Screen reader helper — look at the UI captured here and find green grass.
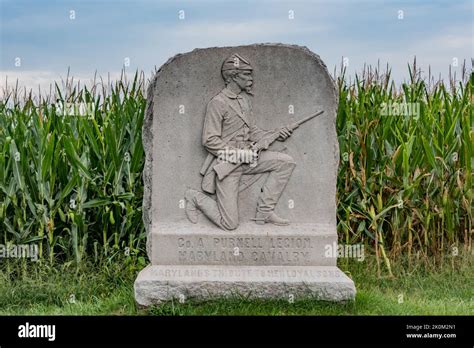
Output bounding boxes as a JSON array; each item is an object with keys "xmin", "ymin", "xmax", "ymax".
[{"xmin": 1, "ymin": 254, "xmax": 472, "ymax": 315}]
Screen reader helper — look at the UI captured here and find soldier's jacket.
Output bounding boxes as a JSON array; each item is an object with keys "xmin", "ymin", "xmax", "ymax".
[{"xmin": 200, "ymin": 87, "xmax": 274, "ymax": 194}]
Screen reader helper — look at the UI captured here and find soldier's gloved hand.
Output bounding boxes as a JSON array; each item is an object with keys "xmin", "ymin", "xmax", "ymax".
[{"xmin": 277, "ymin": 126, "xmax": 293, "ymax": 141}]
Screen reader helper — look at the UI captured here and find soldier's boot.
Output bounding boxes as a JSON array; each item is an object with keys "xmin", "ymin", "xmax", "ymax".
[
  {"xmin": 184, "ymin": 189, "xmax": 201, "ymax": 224},
  {"xmin": 253, "ymin": 211, "xmax": 290, "ymax": 226}
]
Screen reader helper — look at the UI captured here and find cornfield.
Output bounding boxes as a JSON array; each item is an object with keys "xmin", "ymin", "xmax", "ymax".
[
  {"xmin": 336, "ymin": 61, "xmax": 472, "ymax": 275},
  {"xmin": 0, "ymin": 71, "xmax": 147, "ymax": 264},
  {"xmin": 0, "ymin": 62, "xmax": 472, "ymax": 272}
]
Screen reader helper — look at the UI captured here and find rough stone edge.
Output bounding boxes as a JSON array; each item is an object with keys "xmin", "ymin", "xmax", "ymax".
[
  {"xmin": 134, "ymin": 265, "xmax": 355, "ymax": 307},
  {"xmin": 142, "ymin": 43, "xmax": 339, "ymax": 260}
]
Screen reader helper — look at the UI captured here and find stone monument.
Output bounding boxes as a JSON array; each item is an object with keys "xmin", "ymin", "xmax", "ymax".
[{"xmin": 134, "ymin": 44, "xmax": 356, "ymax": 306}]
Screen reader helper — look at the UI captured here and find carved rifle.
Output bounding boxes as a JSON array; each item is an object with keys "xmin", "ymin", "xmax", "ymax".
[{"xmin": 213, "ymin": 110, "xmax": 324, "ymax": 180}]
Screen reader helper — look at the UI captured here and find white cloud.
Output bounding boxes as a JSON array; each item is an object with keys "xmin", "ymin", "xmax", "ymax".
[
  {"xmin": 0, "ymin": 69, "xmax": 141, "ymax": 98},
  {"xmin": 326, "ymin": 22, "xmax": 473, "ymax": 84},
  {"xmin": 144, "ymin": 18, "xmax": 329, "ymax": 48}
]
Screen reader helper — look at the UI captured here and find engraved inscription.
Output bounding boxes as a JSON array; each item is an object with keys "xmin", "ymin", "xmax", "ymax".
[
  {"xmin": 177, "ymin": 237, "xmax": 314, "ymax": 264},
  {"xmin": 153, "ymin": 267, "xmax": 342, "ymax": 280}
]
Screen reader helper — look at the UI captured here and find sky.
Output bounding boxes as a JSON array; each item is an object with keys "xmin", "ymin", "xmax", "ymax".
[{"xmin": 0, "ymin": 0, "xmax": 472, "ymax": 93}]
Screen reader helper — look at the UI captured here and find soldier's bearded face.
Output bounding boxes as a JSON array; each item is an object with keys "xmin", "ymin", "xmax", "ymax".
[{"xmin": 234, "ymin": 71, "xmax": 253, "ymax": 93}]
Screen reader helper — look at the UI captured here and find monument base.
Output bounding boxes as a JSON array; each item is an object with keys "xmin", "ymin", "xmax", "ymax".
[{"xmin": 134, "ymin": 265, "xmax": 356, "ymax": 307}]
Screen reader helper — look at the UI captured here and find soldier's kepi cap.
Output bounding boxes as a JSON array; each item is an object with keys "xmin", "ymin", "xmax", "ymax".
[{"xmin": 221, "ymin": 53, "xmax": 253, "ymax": 71}]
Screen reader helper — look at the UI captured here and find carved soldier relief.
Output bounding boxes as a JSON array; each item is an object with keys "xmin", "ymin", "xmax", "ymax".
[{"xmin": 185, "ymin": 53, "xmax": 323, "ymax": 230}]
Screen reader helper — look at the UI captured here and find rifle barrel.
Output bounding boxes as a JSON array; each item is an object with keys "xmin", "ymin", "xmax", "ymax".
[{"xmin": 296, "ymin": 110, "xmax": 324, "ymax": 126}]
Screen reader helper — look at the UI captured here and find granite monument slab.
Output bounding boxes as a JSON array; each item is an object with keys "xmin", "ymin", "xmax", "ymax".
[{"xmin": 134, "ymin": 43, "xmax": 356, "ymax": 306}]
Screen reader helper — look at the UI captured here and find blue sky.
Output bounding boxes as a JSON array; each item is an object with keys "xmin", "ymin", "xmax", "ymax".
[{"xmin": 1, "ymin": 0, "xmax": 472, "ymax": 91}]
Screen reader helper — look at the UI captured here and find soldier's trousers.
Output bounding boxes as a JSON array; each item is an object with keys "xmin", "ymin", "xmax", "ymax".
[{"xmin": 194, "ymin": 151, "xmax": 296, "ymax": 230}]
